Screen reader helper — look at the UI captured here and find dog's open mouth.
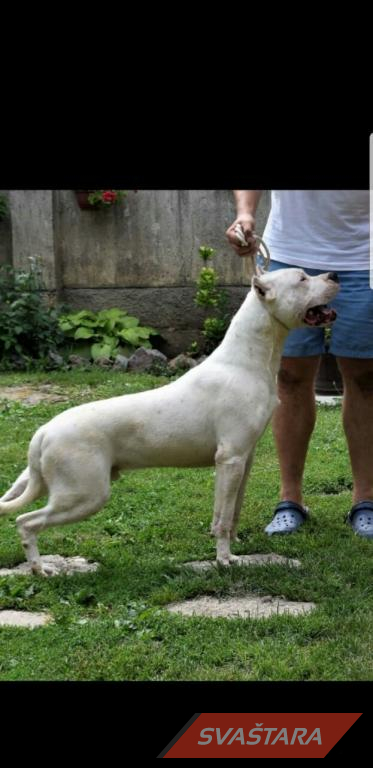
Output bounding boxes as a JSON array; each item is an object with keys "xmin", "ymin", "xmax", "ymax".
[{"xmin": 303, "ymin": 305, "xmax": 337, "ymax": 326}]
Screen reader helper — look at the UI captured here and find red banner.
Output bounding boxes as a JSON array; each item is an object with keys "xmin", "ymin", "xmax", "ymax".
[{"xmin": 161, "ymin": 712, "xmax": 362, "ymax": 758}]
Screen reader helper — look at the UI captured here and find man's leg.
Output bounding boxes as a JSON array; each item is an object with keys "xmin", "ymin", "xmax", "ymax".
[
  {"xmin": 336, "ymin": 357, "xmax": 373, "ymax": 504},
  {"xmin": 265, "ymin": 355, "xmax": 321, "ymax": 535},
  {"xmin": 272, "ymin": 356, "xmax": 321, "ymax": 505}
]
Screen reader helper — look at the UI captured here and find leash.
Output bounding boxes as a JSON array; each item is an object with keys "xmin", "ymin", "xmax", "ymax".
[{"xmin": 234, "ymin": 224, "xmax": 271, "ymax": 282}]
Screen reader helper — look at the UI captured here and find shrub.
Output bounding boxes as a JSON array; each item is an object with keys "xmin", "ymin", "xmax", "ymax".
[
  {"xmin": 58, "ymin": 308, "xmax": 158, "ymax": 361},
  {"xmin": 0, "ymin": 258, "xmax": 65, "ymax": 369},
  {"xmin": 193, "ymin": 246, "xmax": 230, "ymax": 354}
]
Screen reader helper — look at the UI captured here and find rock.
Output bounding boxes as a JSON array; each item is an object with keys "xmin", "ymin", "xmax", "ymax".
[
  {"xmin": 94, "ymin": 356, "xmax": 113, "ymax": 368},
  {"xmin": 316, "ymin": 395, "xmax": 342, "ymax": 406},
  {"xmin": 127, "ymin": 347, "xmax": 168, "ymax": 372},
  {"xmin": 166, "ymin": 595, "xmax": 316, "ymax": 620},
  {"xmin": 182, "ymin": 554, "xmax": 301, "ymax": 573},
  {"xmin": 48, "ymin": 350, "xmax": 65, "ymax": 367},
  {"xmin": 169, "ymin": 354, "xmax": 197, "ymax": 370},
  {"xmin": 0, "ymin": 610, "xmax": 53, "ymax": 629},
  {"xmin": 7, "ymin": 354, "xmax": 25, "ymax": 370},
  {"xmin": 68, "ymin": 355, "xmax": 90, "ymax": 368},
  {"xmin": 196, "ymin": 355, "xmax": 208, "ymax": 365},
  {"xmin": 113, "ymin": 354, "xmax": 129, "ymax": 371},
  {"xmin": 0, "ymin": 555, "xmax": 99, "ymax": 578}
]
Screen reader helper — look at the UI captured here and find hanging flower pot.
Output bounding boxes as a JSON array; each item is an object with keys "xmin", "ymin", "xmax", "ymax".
[
  {"xmin": 75, "ymin": 190, "xmax": 95, "ymax": 210},
  {"xmin": 75, "ymin": 190, "xmax": 127, "ymax": 210}
]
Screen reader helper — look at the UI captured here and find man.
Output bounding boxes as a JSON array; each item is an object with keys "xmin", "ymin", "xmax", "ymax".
[{"xmin": 226, "ymin": 190, "xmax": 373, "ymax": 538}]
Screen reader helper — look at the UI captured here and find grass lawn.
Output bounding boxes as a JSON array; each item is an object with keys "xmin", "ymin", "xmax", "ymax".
[{"xmin": 0, "ymin": 369, "xmax": 372, "ymax": 681}]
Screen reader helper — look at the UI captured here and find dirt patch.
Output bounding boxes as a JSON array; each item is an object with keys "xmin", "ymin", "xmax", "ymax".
[
  {"xmin": 0, "ymin": 610, "xmax": 53, "ymax": 628},
  {"xmin": 167, "ymin": 595, "xmax": 316, "ymax": 620},
  {"xmin": 0, "ymin": 385, "xmax": 68, "ymax": 406},
  {"xmin": 0, "ymin": 555, "xmax": 99, "ymax": 577},
  {"xmin": 182, "ymin": 553, "xmax": 301, "ymax": 573}
]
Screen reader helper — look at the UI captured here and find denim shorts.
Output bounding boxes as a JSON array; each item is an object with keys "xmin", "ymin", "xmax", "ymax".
[{"xmin": 267, "ymin": 259, "xmax": 373, "ymax": 359}]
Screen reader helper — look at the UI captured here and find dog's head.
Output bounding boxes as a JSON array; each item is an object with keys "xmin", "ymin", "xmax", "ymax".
[{"xmin": 251, "ymin": 268, "xmax": 340, "ymax": 330}]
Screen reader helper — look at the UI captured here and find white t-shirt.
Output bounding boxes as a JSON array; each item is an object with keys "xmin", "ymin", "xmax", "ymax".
[{"xmin": 262, "ymin": 190, "xmax": 369, "ymax": 270}]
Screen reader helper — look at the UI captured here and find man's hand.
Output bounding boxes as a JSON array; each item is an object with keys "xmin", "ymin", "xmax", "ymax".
[{"xmin": 225, "ymin": 213, "xmax": 258, "ymax": 256}]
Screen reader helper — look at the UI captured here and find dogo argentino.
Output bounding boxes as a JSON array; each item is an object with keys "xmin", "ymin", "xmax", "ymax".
[{"xmin": 0, "ymin": 268, "xmax": 339, "ymax": 574}]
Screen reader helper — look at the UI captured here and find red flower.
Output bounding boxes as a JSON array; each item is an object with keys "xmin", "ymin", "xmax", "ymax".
[{"xmin": 102, "ymin": 190, "xmax": 117, "ymax": 203}]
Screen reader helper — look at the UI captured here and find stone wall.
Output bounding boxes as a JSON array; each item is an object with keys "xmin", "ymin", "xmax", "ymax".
[
  {"xmin": 4, "ymin": 190, "xmax": 271, "ymax": 355},
  {"xmin": 0, "ymin": 191, "xmax": 12, "ymax": 266}
]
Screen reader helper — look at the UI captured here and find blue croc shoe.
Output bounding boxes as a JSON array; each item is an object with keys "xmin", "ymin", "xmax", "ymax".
[
  {"xmin": 265, "ymin": 500, "xmax": 310, "ymax": 536},
  {"xmin": 346, "ymin": 501, "xmax": 373, "ymax": 539}
]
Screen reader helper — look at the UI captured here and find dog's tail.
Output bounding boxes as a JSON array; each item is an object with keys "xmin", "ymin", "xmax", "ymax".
[{"xmin": 0, "ymin": 430, "xmax": 44, "ymax": 515}]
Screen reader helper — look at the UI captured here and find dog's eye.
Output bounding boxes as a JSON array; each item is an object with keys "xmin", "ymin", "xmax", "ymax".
[{"xmin": 300, "ymin": 276, "xmax": 307, "ymax": 282}]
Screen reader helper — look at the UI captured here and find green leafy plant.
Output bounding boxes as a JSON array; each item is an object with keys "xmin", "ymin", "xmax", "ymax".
[
  {"xmin": 198, "ymin": 246, "xmax": 215, "ymax": 263},
  {"xmin": 87, "ymin": 190, "xmax": 127, "ymax": 207},
  {"xmin": 0, "ymin": 194, "xmax": 8, "ymax": 221},
  {"xmin": 193, "ymin": 245, "xmax": 230, "ymax": 353},
  {"xmin": 58, "ymin": 308, "xmax": 158, "ymax": 360},
  {"xmin": 202, "ymin": 316, "xmax": 229, "ymax": 347},
  {"xmin": 0, "ymin": 258, "xmax": 66, "ymax": 370},
  {"xmin": 186, "ymin": 340, "xmax": 199, "ymax": 357}
]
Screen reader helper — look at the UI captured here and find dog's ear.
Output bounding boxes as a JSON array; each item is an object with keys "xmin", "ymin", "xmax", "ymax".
[{"xmin": 252, "ymin": 275, "xmax": 276, "ymax": 301}]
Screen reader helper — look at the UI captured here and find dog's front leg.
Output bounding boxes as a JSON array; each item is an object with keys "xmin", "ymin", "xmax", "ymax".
[
  {"xmin": 230, "ymin": 451, "xmax": 255, "ymax": 543},
  {"xmin": 212, "ymin": 456, "xmax": 247, "ymax": 565}
]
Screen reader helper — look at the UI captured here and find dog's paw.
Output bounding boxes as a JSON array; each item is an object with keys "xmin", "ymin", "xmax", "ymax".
[
  {"xmin": 31, "ymin": 563, "xmax": 59, "ymax": 577},
  {"xmin": 216, "ymin": 553, "xmax": 240, "ymax": 567}
]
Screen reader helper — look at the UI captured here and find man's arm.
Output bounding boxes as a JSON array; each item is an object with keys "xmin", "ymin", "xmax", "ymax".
[{"xmin": 226, "ymin": 190, "xmax": 263, "ymax": 256}]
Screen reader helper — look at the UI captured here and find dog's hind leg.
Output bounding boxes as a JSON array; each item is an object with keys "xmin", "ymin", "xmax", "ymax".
[
  {"xmin": 16, "ymin": 505, "xmax": 56, "ymax": 576},
  {"xmin": 16, "ymin": 488, "xmax": 110, "ymax": 576},
  {"xmin": 16, "ymin": 454, "xmax": 111, "ymax": 576},
  {"xmin": 211, "ymin": 454, "xmax": 248, "ymax": 565}
]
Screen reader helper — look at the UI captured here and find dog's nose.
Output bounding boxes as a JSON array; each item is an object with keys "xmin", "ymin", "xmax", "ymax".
[{"xmin": 328, "ymin": 272, "xmax": 339, "ymax": 283}]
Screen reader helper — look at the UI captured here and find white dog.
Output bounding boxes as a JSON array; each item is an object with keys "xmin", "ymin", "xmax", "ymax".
[{"xmin": 0, "ymin": 268, "xmax": 339, "ymax": 575}]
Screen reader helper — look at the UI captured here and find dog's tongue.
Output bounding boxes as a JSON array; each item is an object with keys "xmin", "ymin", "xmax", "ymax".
[{"xmin": 304, "ymin": 306, "xmax": 337, "ymax": 326}]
